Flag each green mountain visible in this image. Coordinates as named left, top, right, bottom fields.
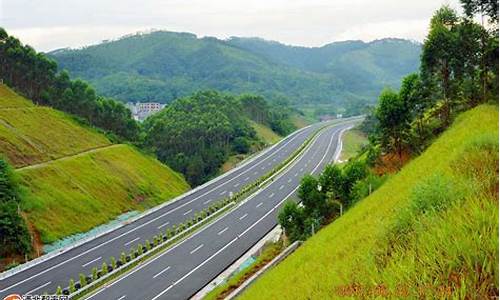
left=48, top=31, right=421, bottom=110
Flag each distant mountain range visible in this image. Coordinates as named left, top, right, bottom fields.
left=48, top=30, right=421, bottom=109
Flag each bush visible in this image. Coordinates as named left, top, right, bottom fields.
left=69, top=278, right=75, bottom=293
left=120, top=252, right=127, bottom=265
left=101, top=262, right=108, bottom=275
left=79, top=273, right=87, bottom=287
left=56, top=286, right=63, bottom=295
left=91, top=267, right=98, bottom=281
left=110, top=256, right=117, bottom=269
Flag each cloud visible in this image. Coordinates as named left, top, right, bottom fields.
left=2, top=0, right=463, bottom=51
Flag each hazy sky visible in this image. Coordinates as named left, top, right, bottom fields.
left=1, top=0, right=462, bottom=52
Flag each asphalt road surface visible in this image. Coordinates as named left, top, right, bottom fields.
left=0, top=119, right=354, bottom=298
left=84, top=121, right=355, bottom=300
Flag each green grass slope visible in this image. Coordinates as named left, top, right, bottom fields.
left=240, top=105, right=498, bottom=299
left=0, top=84, right=111, bottom=168
left=20, top=145, right=190, bottom=243
left=0, top=84, right=190, bottom=244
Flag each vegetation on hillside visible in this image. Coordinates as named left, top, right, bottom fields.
left=48, top=31, right=421, bottom=114
left=19, top=145, right=189, bottom=244
left=362, top=2, right=498, bottom=165
left=143, top=91, right=295, bottom=186
left=240, top=104, right=498, bottom=300
left=0, top=28, right=140, bottom=142
left=246, top=2, right=498, bottom=298
left=0, top=85, right=111, bottom=168
left=0, top=86, right=190, bottom=266
left=0, top=158, right=31, bottom=258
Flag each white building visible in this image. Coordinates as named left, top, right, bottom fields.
left=126, top=102, right=166, bottom=121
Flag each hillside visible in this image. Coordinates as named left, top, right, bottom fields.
left=48, top=31, right=421, bottom=111
left=239, top=105, right=498, bottom=299
left=0, top=85, right=190, bottom=246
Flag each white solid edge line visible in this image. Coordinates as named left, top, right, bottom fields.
left=149, top=124, right=344, bottom=300
left=84, top=121, right=354, bottom=300
left=0, top=122, right=314, bottom=286
left=0, top=123, right=318, bottom=292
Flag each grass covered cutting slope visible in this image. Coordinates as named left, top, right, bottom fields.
left=250, top=121, right=282, bottom=145
left=240, top=105, right=498, bottom=299
left=20, top=145, right=190, bottom=243
left=0, top=84, right=111, bottom=168
left=0, top=85, right=190, bottom=244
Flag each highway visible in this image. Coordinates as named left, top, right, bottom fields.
left=84, top=121, right=355, bottom=300
left=0, top=120, right=348, bottom=298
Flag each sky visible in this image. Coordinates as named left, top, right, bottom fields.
left=1, top=0, right=462, bottom=52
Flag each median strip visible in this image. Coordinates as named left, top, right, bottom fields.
left=60, top=119, right=361, bottom=299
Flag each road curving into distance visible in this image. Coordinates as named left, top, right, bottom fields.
left=0, top=118, right=359, bottom=298
left=84, top=120, right=358, bottom=300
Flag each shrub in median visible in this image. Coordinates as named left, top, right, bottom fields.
left=69, top=278, right=76, bottom=293
left=79, top=273, right=87, bottom=287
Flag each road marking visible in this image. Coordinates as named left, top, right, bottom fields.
left=217, top=227, right=229, bottom=235
left=157, top=221, right=170, bottom=230
left=150, top=175, right=308, bottom=300
left=183, top=209, right=193, bottom=216
left=153, top=266, right=171, bottom=279
left=294, top=172, right=298, bottom=177
left=268, top=193, right=275, bottom=198
left=0, top=126, right=312, bottom=294
left=203, top=199, right=212, bottom=205
left=305, top=163, right=308, bottom=167
left=268, top=162, right=272, bottom=165
left=26, top=281, right=51, bottom=295
left=288, top=178, right=292, bottom=183
left=256, top=202, right=263, bottom=208
left=273, top=158, right=276, bottom=161
left=190, top=244, right=204, bottom=254
left=124, top=237, right=140, bottom=247
left=239, top=213, right=248, bottom=220
left=244, top=177, right=250, bottom=181
left=82, top=256, right=102, bottom=267
left=279, top=185, right=284, bottom=190
left=86, top=123, right=346, bottom=300
left=219, top=190, right=227, bottom=196
left=117, top=295, right=126, bottom=300
left=300, top=168, right=304, bottom=172
left=234, top=183, right=240, bottom=188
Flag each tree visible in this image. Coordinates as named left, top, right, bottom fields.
left=319, top=164, right=343, bottom=198
left=399, top=73, right=431, bottom=146
left=421, top=6, right=460, bottom=125
left=375, top=89, right=410, bottom=161
left=0, top=158, right=32, bottom=257
left=278, top=201, right=305, bottom=242
left=460, top=0, right=499, bottom=24
left=298, top=175, right=327, bottom=218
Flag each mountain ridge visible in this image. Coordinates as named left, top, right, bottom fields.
left=48, top=30, right=421, bottom=112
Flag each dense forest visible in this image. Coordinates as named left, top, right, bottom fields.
left=144, top=91, right=295, bottom=185
left=280, top=0, right=498, bottom=242
left=48, top=32, right=421, bottom=114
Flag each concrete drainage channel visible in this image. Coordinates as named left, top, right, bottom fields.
left=48, top=118, right=361, bottom=298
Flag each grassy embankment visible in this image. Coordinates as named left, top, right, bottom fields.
left=221, top=121, right=283, bottom=173
left=339, top=129, right=368, bottom=162
left=0, top=84, right=190, bottom=245
left=239, top=105, right=498, bottom=299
